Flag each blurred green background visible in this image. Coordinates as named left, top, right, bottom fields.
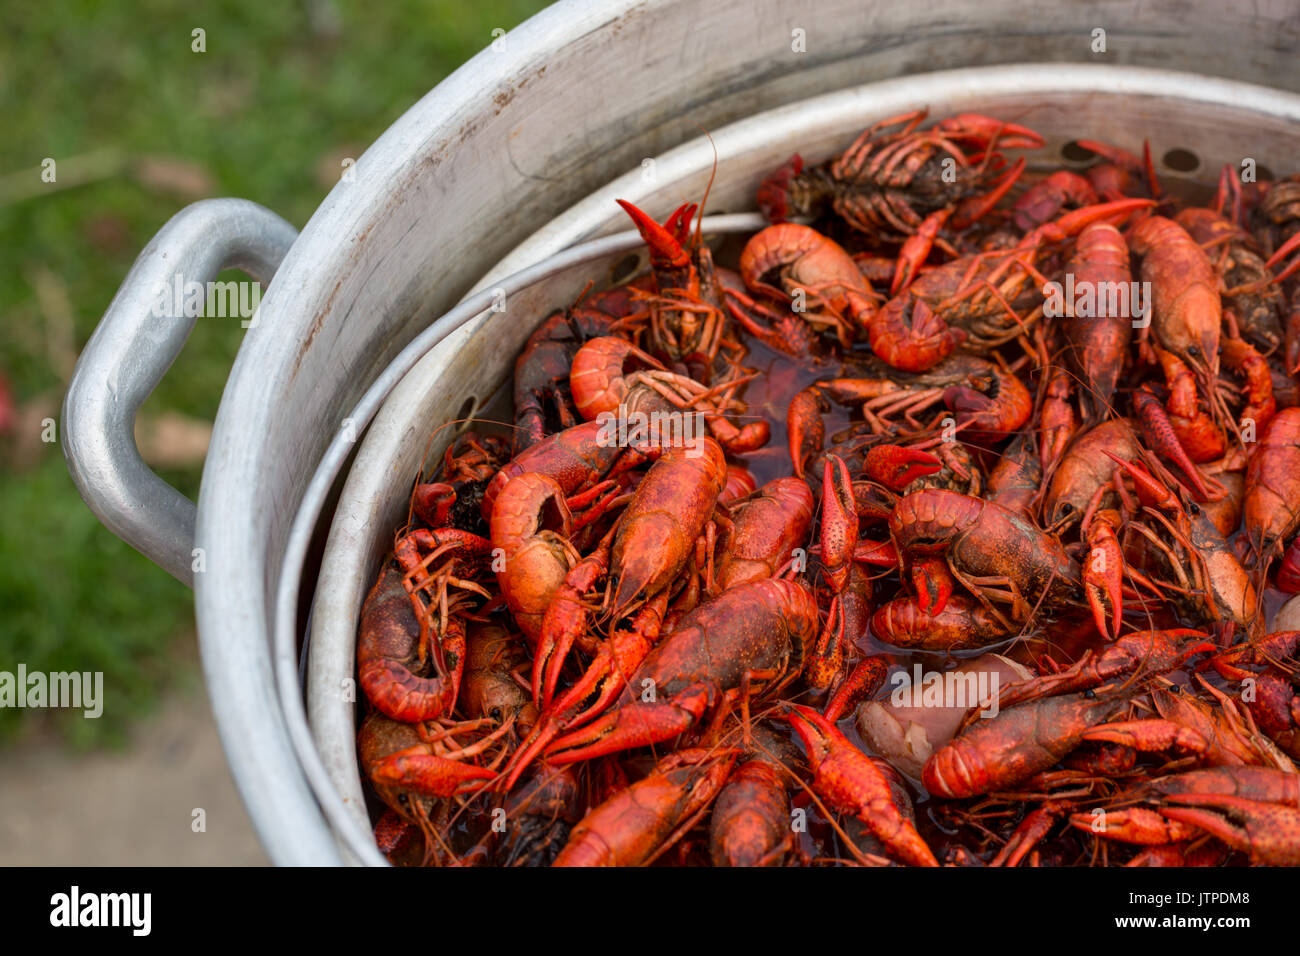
left=0, top=0, right=552, bottom=745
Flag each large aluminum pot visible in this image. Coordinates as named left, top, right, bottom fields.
left=61, top=0, right=1300, bottom=865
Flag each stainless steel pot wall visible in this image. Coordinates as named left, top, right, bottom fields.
left=62, top=0, right=1300, bottom=865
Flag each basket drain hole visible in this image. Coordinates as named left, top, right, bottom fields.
left=455, top=395, right=477, bottom=427
left=611, top=253, right=642, bottom=285
left=1161, top=148, right=1199, bottom=174
left=1060, top=140, right=1097, bottom=164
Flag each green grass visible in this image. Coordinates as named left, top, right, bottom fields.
left=0, top=0, right=553, bottom=745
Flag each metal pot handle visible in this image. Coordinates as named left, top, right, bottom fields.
left=62, top=199, right=299, bottom=585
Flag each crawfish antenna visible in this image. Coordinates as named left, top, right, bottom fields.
left=692, top=124, right=719, bottom=247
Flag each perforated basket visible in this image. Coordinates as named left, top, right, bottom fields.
left=282, top=64, right=1300, bottom=863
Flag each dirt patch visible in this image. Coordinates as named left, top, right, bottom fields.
left=0, top=683, right=268, bottom=866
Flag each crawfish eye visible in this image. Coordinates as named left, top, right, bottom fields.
left=1189, top=502, right=1201, bottom=516
left=1187, top=345, right=1201, bottom=357
left=1082, top=689, right=1096, bottom=699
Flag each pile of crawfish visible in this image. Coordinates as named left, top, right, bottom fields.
left=356, top=110, right=1300, bottom=867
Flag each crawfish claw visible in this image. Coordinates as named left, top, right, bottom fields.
left=1158, top=794, right=1300, bottom=865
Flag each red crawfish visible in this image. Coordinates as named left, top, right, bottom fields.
left=411, top=432, right=511, bottom=530
left=490, top=473, right=580, bottom=644
left=358, top=546, right=487, bottom=723
left=358, top=713, right=495, bottom=861
left=823, top=655, right=891, bottom=724
left=870, top=198, right=1153, bottom=372
left=721, top=462, right=757, bottom=503
left=1013, top=169, right=1098, bottom=232
left=1081, top=507, right=1124, bottom=640
left=543, top=577, right=820, bottom=764
left=713, top=476, right=814, bottom=592
left=708, top=758, right=791, bottom=867
left=1057, top=222, right=1133, bottom=420
left=608, top=435, right=727, bottom=620
left=1038, top=364, right=1076, bottom=479
left=372, top=810, right=424, bottom=867
left=1124, top=843, right=1228, bottom=867
left=994, top=629, right=1214, bottom=711
left=513, top=433, right=719, bottom=689
left=1244, top=673, right=1300, bottom=761
left=809, top=562, right=875, bottom=692
left=862, top=442, right=944, bottom=493
left=870, top=593, right=1009, bottom=651
left=1144, top=683, right=1286, bottom=770
left=1145, top=766, right=1300, bottom=807
left=503, top=591, right=672, bottom=792
left=1244, top=407, right=1300, bottom=566
left=738, top=222, right=880, bottom=346
left=1134, top=353, right=1224, bottom=491
left=482, top=419, right=650, bottom=521
left=1206, top=631, right=1300, bottom=760
left=787, top=385, right=829, bottom=478
left=551, top=748, right=737, bottom=867
left=819, top=454, right=858, bottom=597
left=567, top=335, right=768, bottom=453
left=923, top=692, right=1131, bottom=799
left=890, top=488, right=1082, bottom=627
left=783, top=704, right=940, bottom=867
left=1116, top=460, right=1258, bottom=635
left=1141, top=346, right=1225, bottom=474
left=512, top=290, right=643, bottom=454
left=708, top=725, right=804, bottom=867
left=1219, top=335, right=1276, bottom=433
left=1042, top=418, right=1141, bottom=530
left=1075, top=138, right=1160, bottom=202
left=986, top=432, right=1042, bottom=519
left=496, top=765, right=584, bottom=867
left=1206, top=630, right=1300, bottom=682
left=529, top=528, right=617, bottom=709
left=1177, top=205, right=1284, bottom=353
left=815, top=354, right=1032, bottom=440
left=757, top=109, right=1041, bottom=241
left=1279, top=537, right=1300, bottom=593
left=1128, top=215, right=1222, bottom=381
left=458, top=620, right=537, bottom=735
left=616, top=199, right=736, bottom=384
